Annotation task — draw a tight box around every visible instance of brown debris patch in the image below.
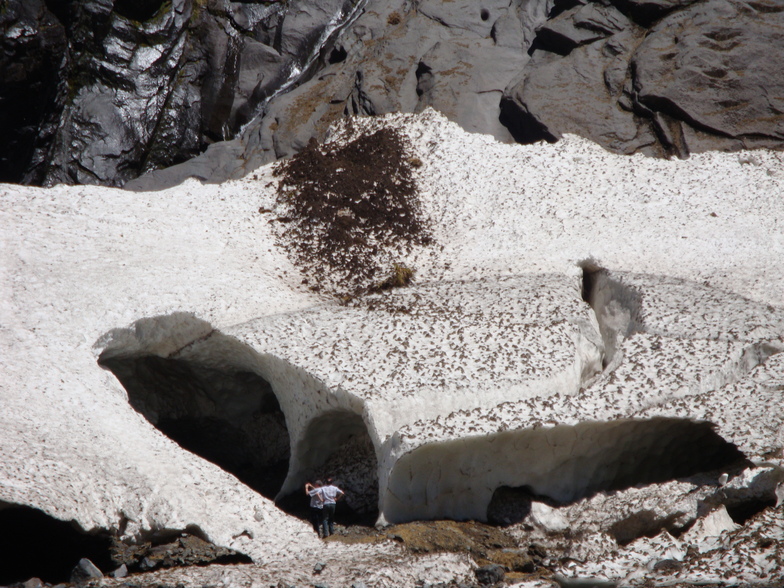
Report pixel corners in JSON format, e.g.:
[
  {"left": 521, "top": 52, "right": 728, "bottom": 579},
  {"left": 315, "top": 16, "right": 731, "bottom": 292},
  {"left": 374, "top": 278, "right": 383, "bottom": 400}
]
[
  {"left": 273, "top": 126, "right": 431, "bottom": 295},
  {"left": 387, "top": 520, "right": 516, "bottom": 557}
]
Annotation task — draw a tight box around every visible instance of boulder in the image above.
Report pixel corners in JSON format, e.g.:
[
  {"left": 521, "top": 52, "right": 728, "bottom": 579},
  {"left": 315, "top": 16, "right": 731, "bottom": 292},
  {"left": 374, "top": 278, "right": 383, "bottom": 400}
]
[
  {"left": 501, "top": 0, "right": 784, "bottom": 157},
  {"left": 69, "top": 559, "right": 102, "bottom": 584},
  {"left": 474, "top": 564, "right": 505, "bottom": 585}
]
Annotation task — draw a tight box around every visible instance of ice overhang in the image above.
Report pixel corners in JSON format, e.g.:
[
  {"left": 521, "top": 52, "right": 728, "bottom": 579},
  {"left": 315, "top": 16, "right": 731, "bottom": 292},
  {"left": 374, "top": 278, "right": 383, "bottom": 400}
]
[
  {"left": 96, "top": 313, "right": 374, "bottom": 513},
  {"left": 92, "top": 268, "right": 784, "bottom": 528},
  {"left": 381, "top": 417, "right": 747, "bottom": 524}
]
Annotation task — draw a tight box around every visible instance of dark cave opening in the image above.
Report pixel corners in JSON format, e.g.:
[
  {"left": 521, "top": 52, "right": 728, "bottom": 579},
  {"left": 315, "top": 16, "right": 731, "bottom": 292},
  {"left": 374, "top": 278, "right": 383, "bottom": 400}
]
[
  {"left": 392, "top": 417, "right": 748, "bottom": 524},
  {"left": 277, "top": 410, "right": 380, "bottom": 527},
  {"left": 113, "top": 0, "right": 165, "bottom": 22},
  {"left": 0, "top": 504, "right": 113, "bottom": 585},
  {"left": 328, "top": 46, "right": 348, "bottom": 64},
  {"left": 0, "top": 501, "right": 253, "bottom": 586},
  {"left": 487, "top": 485, "right": 536, "bottom": 526},
  {"left": 725, "top": 496, "right": 778, "bottom": 525},
  {"left": 98, "top": 354, "right": 291, "bottom": 501},
  {"left": 499, "top": 96, "right": 558, "bottom": 145},
  {"left": 573, "top": 419, "right": 749, "bottom": 498}
]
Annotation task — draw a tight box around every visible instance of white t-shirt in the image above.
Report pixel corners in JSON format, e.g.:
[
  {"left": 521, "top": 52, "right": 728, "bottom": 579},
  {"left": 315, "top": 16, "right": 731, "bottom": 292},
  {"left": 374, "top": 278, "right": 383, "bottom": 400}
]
[
  {"left": 321, "top": 484, "right": 343, "bottom": 505},
  {"left": 308, "top": 488, "right": 323, "bottom": 508}
]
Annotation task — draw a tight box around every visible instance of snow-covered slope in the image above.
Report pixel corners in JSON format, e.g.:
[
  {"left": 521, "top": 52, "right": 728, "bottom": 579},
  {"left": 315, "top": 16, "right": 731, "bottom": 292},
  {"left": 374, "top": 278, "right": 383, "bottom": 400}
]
[{"left": 2, "top": 110, "right": 783, "bottom": 584}]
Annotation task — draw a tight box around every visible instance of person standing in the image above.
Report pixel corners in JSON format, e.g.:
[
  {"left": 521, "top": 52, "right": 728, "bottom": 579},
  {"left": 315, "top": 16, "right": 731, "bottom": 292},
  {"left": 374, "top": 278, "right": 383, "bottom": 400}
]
[
  {"left": 305, "top": 480, "right": 324, "bottom": 537},
  {"left": 319, "top": 477, "right": 345, "bottom": 537}
]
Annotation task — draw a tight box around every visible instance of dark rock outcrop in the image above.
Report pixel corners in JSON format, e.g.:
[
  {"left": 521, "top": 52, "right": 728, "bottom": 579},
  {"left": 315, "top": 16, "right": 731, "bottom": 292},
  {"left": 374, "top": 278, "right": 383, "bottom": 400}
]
[
  {"left": 3, "top": 0, "right": 784, "bottom": 188},
  {"left": 0, "top": 0, "right": 67, "bottom": 183},
  {"left": 3, "top": 0, "right": 365, "bottom": 187},
  {"left": 502, "top": 0, "right": 784, "bottom": 157},
  {"left": 126, "top": 0, "right": 552, "bottom": 189}
]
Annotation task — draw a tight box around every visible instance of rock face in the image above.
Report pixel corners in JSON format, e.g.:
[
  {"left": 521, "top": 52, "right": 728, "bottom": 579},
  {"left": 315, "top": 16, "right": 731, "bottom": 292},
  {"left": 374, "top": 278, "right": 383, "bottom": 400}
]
[
  {"left": 0, "top": 0, "right": 66, "bottom": 182},
  {"left": 4, "top": 0, "right": 783, "bottom": 188},
  {"left": 126, "top": 0, "right": 552, "bottom": 189},
  {"left": 2, "top": 0, "right": 364, "bottom": 186},
  {"left": 502, "top": 0, "right": 784, "bottom": 157},
  {"left": 2, "top": 112, "right": 784, "bottom": 586}
]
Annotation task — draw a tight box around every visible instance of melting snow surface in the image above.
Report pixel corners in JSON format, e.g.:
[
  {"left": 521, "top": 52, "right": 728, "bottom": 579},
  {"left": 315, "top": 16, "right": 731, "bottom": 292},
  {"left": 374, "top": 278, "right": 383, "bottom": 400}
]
[{"left": 1, "top": 110, "right": 784, "bottom": 585}]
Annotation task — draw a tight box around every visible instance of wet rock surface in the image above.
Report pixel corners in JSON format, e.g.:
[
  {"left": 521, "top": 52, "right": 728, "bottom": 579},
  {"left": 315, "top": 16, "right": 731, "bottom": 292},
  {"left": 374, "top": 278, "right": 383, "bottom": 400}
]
[
  {"left": 0, "top": 0, "right": 66, "bottom": 183},
  {"left": 5, "top": 0, "right": 784, "bottom": 188},
  {"left": 2, "top": 0, "right": 363, "bottom": 187}
]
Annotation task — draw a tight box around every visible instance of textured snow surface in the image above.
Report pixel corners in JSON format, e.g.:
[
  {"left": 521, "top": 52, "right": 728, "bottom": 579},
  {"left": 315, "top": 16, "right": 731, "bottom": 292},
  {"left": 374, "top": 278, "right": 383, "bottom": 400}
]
[{"left": 2, "top": 110, "right": 784, "bottom": 583}]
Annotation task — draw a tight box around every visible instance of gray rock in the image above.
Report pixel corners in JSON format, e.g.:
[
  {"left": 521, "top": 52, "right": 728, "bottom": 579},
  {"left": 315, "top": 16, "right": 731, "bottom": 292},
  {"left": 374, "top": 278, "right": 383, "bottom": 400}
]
[
  {"left": 22, "top": 578, "right": 43, "bottom": 588},
  {"left": 109, "top": 563, "right": 128, "bottom": 578},
  {"left": 13, "top": 0, "right": 784, "bottom": 188},
  {"left": 69, "top": 558, "right": 103, "bottom": 584},
  {"left": 536, "top": 3, "right": 628, "bottom": 55},
  {"left": 129, "top": 0, "right": 553, "bottom": 189},
  {"left": 502, "top": 20, "right": 660, "bottom": 154},
  {"left": 501, "top": 0, "right": 784, "bottom": 157},
  {"left": 630, "top": 0, "right": 784, "bottom": 155},
  {"left": 313, "top": 561, "right": 327, "bottom": 574},
  {"left": 474, "top": 563, "right": 505, "bottom": 585}
]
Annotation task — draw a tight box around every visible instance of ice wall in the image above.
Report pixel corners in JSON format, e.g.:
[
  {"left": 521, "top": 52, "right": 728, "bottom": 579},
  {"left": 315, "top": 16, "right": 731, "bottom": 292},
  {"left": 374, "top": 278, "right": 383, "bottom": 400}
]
[
  {"left": 382, "top": 417, "right": 746, "bottom": 523},
  {"left": 97, "top": 313, "right": 375, "bottom": 505}
]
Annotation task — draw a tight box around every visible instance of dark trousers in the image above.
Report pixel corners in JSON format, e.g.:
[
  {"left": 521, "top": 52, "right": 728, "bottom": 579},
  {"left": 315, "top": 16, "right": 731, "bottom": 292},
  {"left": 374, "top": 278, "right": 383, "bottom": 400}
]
[
  {"left": 321, "top": 503, "right": 336, "bottom": 537},
  {"left": 309, "top": 507, "right": 324, "bottom": 535}
]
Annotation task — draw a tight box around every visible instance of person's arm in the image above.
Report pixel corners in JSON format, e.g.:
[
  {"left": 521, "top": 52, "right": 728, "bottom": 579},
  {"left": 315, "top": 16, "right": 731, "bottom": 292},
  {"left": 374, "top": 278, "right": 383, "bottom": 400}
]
[
  {"left": 336, "top": 487, "right": 345, "bottom": 501},
  {"left": 305, "top": 483, "right": 313, "bottom": 495}
]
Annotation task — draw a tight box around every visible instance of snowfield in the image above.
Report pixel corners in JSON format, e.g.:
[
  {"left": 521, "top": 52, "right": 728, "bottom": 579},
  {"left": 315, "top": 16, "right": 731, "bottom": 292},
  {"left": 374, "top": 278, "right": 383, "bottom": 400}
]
[{"left": 1, "top": 110, "right": 783, "bottom": 586}]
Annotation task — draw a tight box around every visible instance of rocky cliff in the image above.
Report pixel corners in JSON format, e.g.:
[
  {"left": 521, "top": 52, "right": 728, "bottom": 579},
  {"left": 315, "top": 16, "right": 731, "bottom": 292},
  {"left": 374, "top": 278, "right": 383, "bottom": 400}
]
[{"left": 2, "top": 0, "right": 782, "bottom": 189}]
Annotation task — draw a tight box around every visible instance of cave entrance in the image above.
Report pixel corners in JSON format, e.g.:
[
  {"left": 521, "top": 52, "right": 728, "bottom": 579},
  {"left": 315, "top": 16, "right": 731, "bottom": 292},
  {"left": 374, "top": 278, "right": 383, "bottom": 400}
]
[
  {"left": 0, "top": 503, "right": 113, "bottom": 585},
  {"left": 277, "top": 410, "right": 379, "bottom": 526},
  {"left": 98, "top": 354, "right": 291, "bottom": 500}
]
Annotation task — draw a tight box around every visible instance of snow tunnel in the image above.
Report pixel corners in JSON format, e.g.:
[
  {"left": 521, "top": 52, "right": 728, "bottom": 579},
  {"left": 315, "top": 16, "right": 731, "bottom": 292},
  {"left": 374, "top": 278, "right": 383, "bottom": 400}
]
[
  {"left": 99, "top": 352, "right": 291, "bottom": 499},
  {"left": 277, "top": 409, "right": 379, "bottom": 518},
  {"left": 96, "top": 313, "right": 377, "bottom": 518},
  {"left": 96, "top": 313, "right": 299, "bottom": 501},
  {"left": 382, "top": 417, "right": 747, "bottom": 524}
]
